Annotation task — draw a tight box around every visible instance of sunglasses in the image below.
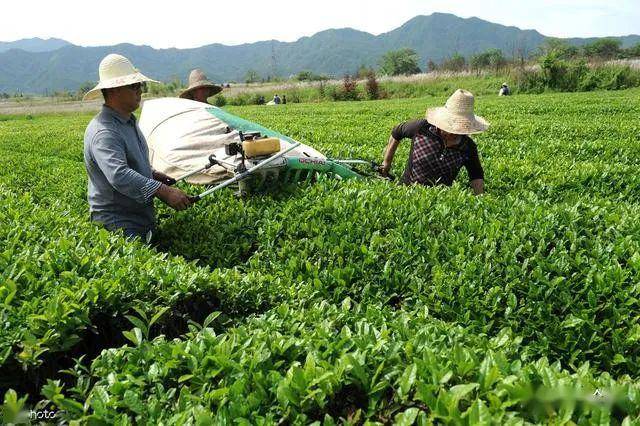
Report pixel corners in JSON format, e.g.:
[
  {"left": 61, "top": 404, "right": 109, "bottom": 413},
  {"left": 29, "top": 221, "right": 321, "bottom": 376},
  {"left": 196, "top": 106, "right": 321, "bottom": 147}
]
[{"left": 124, "top": 82, "right": 146, "bottom": 92}]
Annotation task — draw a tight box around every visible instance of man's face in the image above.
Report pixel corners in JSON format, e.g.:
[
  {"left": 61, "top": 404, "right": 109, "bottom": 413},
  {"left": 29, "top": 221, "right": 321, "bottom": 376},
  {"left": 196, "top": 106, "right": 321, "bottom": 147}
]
[
  {"left": 440, "top": 129, "right": 459, "bottom": 138},
  {"left": 192, "top": 87, "right": 210, "bottom": 103},
  {"left": 111, "top": 82, "right": 144, "bottom": 112}
]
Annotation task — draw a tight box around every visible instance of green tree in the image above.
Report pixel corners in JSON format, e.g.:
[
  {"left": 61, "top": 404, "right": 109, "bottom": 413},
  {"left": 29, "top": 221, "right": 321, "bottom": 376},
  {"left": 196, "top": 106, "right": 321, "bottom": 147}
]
[
  {"left": 538, "top": 38, "right": 579, "bottom": 60},
  {"left": 441, "top": 53, "right": 466, "bottom": 72},
  {"left": 77, "top": 81, "right": 95, "bottom": 96},
  {"left": 295, "top": 70, "right": 314, "bottom": 81},
  {"left": 294, "top": 70, "right": 328, "bottom": 82},
  {"left": 624, "top": 43, "right": 640, "bottom": 58},
  {"left": 470, "top": 48, "right": 507, "bottom": 72},
  {"left": 379, "top": 48, "right": 421, "bottom": 76},
  {"left": 244, "top": 69, "right": 261, "bottom": 84},
  {"left": 583, "top": 38, "right": 622, "bottom": 60},
  {"left": 356, "top": 64, "right": 375, "bottom": 79}
]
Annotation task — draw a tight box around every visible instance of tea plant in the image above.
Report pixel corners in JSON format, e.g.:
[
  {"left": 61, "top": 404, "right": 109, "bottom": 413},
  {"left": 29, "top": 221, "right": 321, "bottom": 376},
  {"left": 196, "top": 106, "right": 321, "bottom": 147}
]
[{"left": 1, "top": 88, "right": 640, "bottom": 423}]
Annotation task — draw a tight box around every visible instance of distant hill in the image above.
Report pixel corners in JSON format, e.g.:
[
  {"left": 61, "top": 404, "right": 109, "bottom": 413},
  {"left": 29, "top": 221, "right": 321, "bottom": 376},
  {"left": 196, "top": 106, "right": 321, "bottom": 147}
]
[
  {"left": 0, "top": 37, "right": 72, "bottom": 53},
  {"left": 0, "top": 13, "right": 638, "bottom": 94}
]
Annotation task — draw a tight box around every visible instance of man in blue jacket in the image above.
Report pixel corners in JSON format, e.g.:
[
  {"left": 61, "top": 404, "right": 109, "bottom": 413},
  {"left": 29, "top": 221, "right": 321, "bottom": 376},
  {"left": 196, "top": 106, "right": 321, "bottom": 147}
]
[{"left": 83, "top": 54, "right": 192, "bottom": 242}]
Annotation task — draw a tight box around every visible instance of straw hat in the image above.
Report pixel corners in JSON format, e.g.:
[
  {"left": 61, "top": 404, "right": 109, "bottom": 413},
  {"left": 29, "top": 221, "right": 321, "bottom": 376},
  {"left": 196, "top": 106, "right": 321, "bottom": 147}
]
[
  {"left": 426, "top": 89, "right": 490, "bottom": 135},
  {"left": 83, "top": 54, "right": 158, "bottom": 101},
  {"left": 179, "top": 69, "right": 222, "bottom": 99}
]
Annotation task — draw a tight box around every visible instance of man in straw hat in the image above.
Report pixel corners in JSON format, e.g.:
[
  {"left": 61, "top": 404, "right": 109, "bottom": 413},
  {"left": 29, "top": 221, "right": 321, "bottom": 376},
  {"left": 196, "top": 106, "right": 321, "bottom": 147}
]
[
  {"left": 83, "top": 53, "right": 192, "bottom": 242},
  {"left": 380, "top": 89, "right": 488, "bottom": 195},
  {"left": 179, "top": 69, "right": 222, "bottom": 104}
]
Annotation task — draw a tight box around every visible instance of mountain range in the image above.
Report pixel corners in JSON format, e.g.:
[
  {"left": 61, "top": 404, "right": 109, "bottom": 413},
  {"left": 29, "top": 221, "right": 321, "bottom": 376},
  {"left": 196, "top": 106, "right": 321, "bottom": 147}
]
[
  {"left": 0, "top": 37, "right": 72, "bottom": 53},
  {"left": 0, "top": 13, "right": 638, "bottom": 94}
]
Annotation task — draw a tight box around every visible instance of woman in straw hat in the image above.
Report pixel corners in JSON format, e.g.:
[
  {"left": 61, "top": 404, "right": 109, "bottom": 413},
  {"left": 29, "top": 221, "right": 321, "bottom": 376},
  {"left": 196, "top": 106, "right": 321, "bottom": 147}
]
[
  {"left": 179, "top": 69, "right": 222, "bottom": 104},
  {"left": 84, "top": 54, "right": 192, "bottom": 243},
  {"left": 380, "top": 89, "right": 489, "bottom": 195}
]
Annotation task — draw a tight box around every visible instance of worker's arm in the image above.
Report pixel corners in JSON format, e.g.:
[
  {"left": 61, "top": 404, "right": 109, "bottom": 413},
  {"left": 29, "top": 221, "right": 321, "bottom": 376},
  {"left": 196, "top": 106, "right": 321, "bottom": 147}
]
[
  {"left": 465, "top": 141, "right": 485, "bottom": 196},
  {"left": 381, "top": 119, "right": 428, "bottom": 176},
  {"left": 91, "top": 131, "right": 190, "bottom": 209},
  {"left": 154, "top": 183, "right": 192, "bottom": 211},
  {"left": 90, "top": 130, "right": 161, "bottom": 204},
  {"left": 380, "top": 135, "right": 400, "bottom": 176},
  {"left": 152, "top": 170, "right": 176, "bottom": 186},
  {"left": 470, "top": 179, "right": 484, "bottom": 195}
]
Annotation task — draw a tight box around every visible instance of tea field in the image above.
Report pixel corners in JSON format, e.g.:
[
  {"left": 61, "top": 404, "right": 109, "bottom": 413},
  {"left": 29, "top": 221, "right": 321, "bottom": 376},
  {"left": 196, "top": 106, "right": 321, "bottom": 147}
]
[{"left": 1, "top": 89, "right": 640, "bottom": 424}]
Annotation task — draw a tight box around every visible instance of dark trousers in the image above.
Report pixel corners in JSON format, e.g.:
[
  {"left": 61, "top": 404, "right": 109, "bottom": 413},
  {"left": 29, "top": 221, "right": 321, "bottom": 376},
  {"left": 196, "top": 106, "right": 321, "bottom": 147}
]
[{"left": 90, "top": 213, "right": 154, "bottom": 244}]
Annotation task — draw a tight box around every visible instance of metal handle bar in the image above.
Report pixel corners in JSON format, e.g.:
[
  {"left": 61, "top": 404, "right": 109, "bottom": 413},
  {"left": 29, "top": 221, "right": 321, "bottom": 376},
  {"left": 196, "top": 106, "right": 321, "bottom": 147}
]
[{"left": 190, "top": 142, "right": 301, "bottom": 202}]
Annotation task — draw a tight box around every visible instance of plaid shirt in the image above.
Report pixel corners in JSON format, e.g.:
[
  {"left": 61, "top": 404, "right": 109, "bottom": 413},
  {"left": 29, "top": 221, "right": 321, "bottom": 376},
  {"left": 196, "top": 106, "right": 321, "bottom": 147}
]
[{"left": 392, "top": 119, "right": 483, "bottom": 186}]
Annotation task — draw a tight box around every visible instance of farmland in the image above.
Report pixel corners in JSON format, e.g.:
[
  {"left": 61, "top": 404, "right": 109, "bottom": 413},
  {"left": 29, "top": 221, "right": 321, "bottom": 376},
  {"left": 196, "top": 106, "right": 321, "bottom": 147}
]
[{"left": 1, "top": 88, "right": 640, "bottom": 424}]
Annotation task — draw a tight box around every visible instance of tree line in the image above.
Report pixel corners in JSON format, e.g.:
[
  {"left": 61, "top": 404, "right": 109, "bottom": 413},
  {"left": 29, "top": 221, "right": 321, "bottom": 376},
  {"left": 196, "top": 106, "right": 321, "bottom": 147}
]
[{"left": 376, "top": 38, "right": 640, "bottom": 76}]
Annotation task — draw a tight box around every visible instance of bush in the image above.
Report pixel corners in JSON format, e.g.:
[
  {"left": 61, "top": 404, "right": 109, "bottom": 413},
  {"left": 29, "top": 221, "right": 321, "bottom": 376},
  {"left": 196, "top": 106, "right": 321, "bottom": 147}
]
[
  {"left": 285, "top": 88, "right": 301, "bottom": 104},
  {"left": 212, "top": 95, "right": 226, "bottom": 107},
  {"left": 324, "top": 84, "right": 340, "bottom": 101},
  {"left": 227, "top": 93, "right": 253, "bottom": 106},
  {"left": 538, "top": 55, "right": 588, "bottom": 92},
  {"left": 317, "top": 81, "right": 326, "bottom": 98},
  {"left": 592, "top": 65, "right": 640, "bottom": 90},
  {"left": 514, "top": 69, "right": 547, "bottom": 94},
  {"left": 518, "top": 56, "right": 640, "bottom": 94},
  {"left": 563, "top": 60, "right": 590, "bottom": 92},
  {"left": 338, "top": 74, "right": 359, "bottom": 101},
  {"left": 364, "top": 71, "right": 379, "bottom": 100}
]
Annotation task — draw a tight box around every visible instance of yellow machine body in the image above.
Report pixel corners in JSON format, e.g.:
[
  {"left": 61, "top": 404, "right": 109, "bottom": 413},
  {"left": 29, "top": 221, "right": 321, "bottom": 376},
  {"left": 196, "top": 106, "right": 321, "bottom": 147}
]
[{"left": 243, "top": 137, "right": 281, "bottom": 158}]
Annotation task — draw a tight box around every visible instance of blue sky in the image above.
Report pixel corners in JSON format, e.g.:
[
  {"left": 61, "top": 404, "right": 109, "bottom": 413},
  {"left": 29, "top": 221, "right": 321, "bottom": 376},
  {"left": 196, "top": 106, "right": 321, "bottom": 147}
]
[{"left": 1, "top": 0, "right": 638, "bottom": 48}]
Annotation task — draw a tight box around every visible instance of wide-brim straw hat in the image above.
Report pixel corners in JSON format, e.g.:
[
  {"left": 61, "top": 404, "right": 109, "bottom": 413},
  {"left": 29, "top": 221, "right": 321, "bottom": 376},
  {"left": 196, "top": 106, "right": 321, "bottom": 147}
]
[
  {"left": 83, "top": 54, "right": 158, "bottom": 101},
  {"left": 179, "top": 69, "right": 222, "bottom": 99},
  {"left": 426, "top": 89, "right": 490, "bottom": 135}
]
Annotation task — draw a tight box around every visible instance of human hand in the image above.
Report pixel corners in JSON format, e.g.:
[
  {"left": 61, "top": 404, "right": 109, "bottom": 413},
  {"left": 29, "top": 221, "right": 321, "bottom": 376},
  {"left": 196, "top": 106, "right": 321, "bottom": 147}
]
[
  {"left": 379, "top": 162, "right": 391, "bottom": 177},
  {"left": 155, "top": 184, "right": 192, "bottom": 211},
  {"left": 152, "top": 170, "right": 176, "bottom": 186}
]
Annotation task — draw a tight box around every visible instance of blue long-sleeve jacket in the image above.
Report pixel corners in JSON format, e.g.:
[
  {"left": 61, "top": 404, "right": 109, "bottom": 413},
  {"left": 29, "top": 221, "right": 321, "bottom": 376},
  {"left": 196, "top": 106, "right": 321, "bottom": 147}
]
[{"left": 84, "top": 105, "right": 161, "bottom": 233}]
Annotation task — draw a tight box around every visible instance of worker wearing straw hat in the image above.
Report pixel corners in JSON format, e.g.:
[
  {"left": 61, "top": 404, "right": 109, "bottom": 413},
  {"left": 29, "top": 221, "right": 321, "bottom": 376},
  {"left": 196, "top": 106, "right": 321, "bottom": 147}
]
[
  {"left": 380, "top": 89, "right": 489, "bottom": 195},
  {"left": 83, "top": 53, "right": 192, "bottom": 242},
  {"left": 179, "top": 69, "right": 222, "bottom": 104},
  {"left": 499, "top": 83, "right": 511, "bottom": 96}
]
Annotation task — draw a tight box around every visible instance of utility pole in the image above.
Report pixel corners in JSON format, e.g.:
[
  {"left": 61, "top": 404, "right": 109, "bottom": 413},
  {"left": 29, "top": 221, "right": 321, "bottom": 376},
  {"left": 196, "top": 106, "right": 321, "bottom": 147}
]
[{"left": 270, "top": 41, "right": 278, "bottom": 80}]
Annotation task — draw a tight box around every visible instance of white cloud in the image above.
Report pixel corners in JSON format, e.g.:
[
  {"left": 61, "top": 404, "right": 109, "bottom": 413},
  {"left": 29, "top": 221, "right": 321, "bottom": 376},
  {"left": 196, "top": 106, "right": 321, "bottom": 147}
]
[{"left": 0, "top": 0, "right": 637, "bottom": 48}]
